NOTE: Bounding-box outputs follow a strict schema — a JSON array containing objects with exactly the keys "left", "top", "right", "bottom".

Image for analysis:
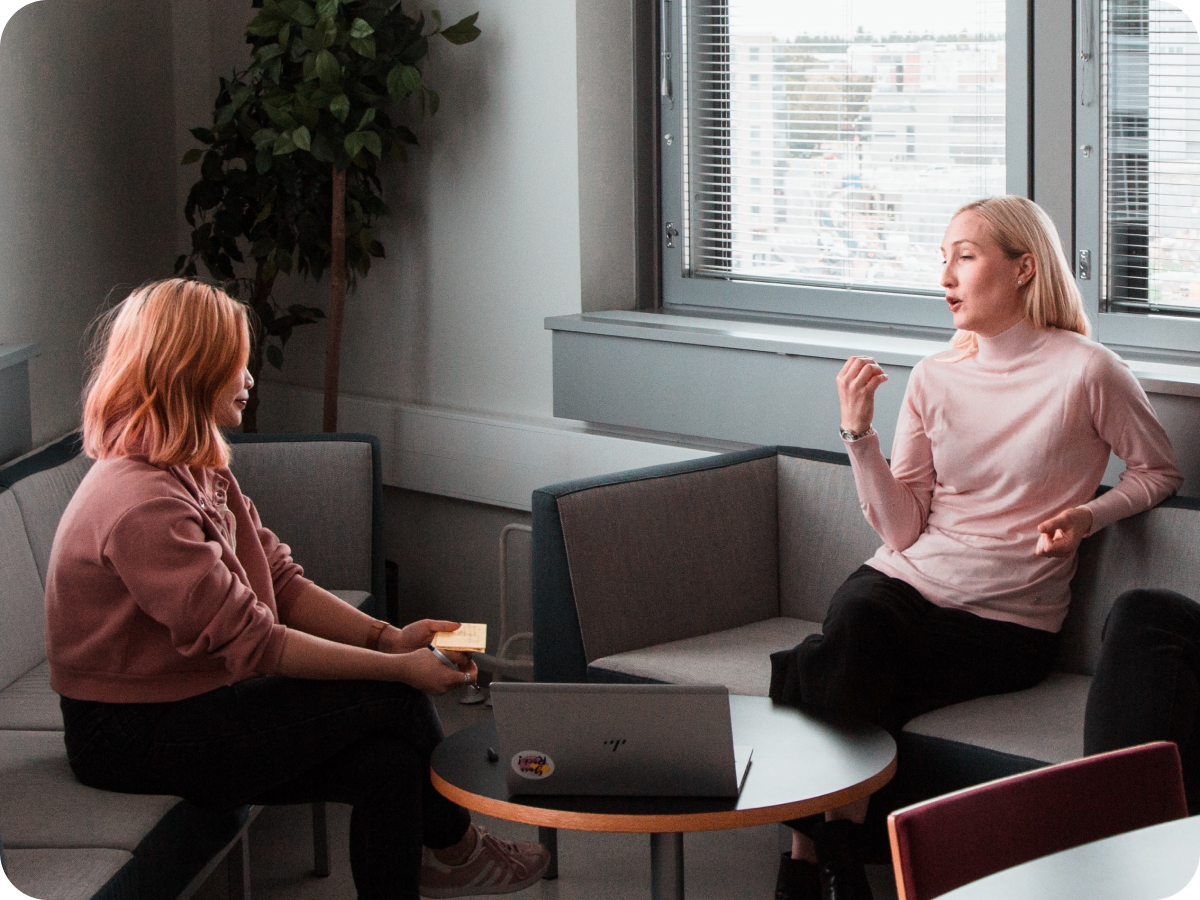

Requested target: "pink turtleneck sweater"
[{"left": 845, "top": 319, "right": 1182, "bottom": 632}]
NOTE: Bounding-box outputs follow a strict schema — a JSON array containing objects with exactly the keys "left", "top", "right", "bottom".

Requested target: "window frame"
[
  {"left": 1075, "top": 0, "right": 1200, "bottom": 359},
  {"left": 659, "top": 0, "right": 1032, "bottom": 332}
]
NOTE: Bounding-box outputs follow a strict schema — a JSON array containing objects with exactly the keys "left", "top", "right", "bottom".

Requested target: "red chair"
[{"left": 888, "top": 741, "right": 1188, "bottom": 900}]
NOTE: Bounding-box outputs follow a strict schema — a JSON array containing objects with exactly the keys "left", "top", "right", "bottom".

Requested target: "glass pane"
[
  {"left": 1104, "top": 0, "right": 1200, "bottom": 316},
  {"left": 686, "top": 0, "right": 1007, "bottom": 295}
]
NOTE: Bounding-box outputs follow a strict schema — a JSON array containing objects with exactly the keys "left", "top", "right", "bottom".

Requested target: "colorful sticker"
[{"left": 512, "top": 751, "right": 554, "bottom": 780}]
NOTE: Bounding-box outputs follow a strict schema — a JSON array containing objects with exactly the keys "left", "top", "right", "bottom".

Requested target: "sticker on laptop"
[{"left": 512, "top": 751, "right": 554, "bottom": 780}]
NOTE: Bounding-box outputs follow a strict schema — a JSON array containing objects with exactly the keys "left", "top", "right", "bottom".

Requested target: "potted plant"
[{"left": 177, "top": 0, "right": 480, "bottom": 431}]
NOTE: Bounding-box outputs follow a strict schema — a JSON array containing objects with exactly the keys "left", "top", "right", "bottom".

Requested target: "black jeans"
[
  {"left": 1085, "top": 588, "right": 1200, "bottom": 814},
  {"left": 770, "top": 566, "right": 1059, "bottom": 736},
  {"left": 61, "top": 676, "right": 471, "bottom": 900}
]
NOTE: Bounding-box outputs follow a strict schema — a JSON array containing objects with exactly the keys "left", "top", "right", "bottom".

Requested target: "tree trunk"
[{"left": 324, "top": 166, "right": 347, "bottom": 432}]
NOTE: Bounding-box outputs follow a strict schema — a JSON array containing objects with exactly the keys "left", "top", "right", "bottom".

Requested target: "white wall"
[
  {"left": 257, "top": 0, "right": 583, "bottom": 426},
  {"left": 0, "top": 0, "right": 179, "bottom": 445}
]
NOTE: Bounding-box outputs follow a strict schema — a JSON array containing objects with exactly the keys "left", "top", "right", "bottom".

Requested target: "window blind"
[
  {"left": 1103, "top": 0, "right": 1200, "bottom": 316},
  {"left": 682, "top": 0, "right": 1007, "bottom": 297}
]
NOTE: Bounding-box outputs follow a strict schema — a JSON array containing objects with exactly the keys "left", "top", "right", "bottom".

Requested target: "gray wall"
[{"left": 0, "top": 0, "right": 181, "bottom": 446}]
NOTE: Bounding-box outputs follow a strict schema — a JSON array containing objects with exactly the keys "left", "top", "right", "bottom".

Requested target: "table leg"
[
  {"left": 538, "top": 826, "right": 558, "bottom": 880},
  {"left": 650, "top": 832, "right": 684, "bottom": 900}
]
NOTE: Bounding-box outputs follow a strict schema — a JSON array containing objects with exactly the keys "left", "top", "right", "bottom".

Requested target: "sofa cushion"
[
  {"left": 556, "top": 455, "right": 780, "bottom": 662},
  {"left": 589, "top": 617, "right": 821, "bottom": 697},
  {"left": 0, "top": 491, "right": 49, "bottom": 691},
  {"left": 0, "top": 730, "right": 180, "bottom": 850},
  {"left": 777, "top": 452, "right": 883, "bottom": 623},
  {"left": 4, "top": 848, "right": 134, "bottom": 900},
  {"left": 229, "top": 440, "right": 373, "bottom": 594},
  {"left": 8, "top": 455, "right": 93, "bottom": 586},
  {"left": 1060, "top": 500, "right": 1200, "bottom": 675},
  {"left": 901, "top": 672, "right": 1092, "bottom": 765},
  {"left": 0, "top": 662, "right": 60, "bottom": 730}
]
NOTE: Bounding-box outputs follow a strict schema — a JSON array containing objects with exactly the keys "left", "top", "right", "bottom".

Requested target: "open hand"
[
  {"left": 1035, "top": 507, "right": 1093, "bottom": 558},
  {"left": 836, "top": 356, "right": 888, "bottom": 435}
]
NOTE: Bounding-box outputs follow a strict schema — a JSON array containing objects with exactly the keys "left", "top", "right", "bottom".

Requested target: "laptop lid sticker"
[{"left": 512, "top": 751, "right": 555, "bottom": 780}]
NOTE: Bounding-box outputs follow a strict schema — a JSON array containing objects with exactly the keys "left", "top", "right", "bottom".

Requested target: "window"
[
  {"left": 661, "top": 0, "right": 1022, "bottom": 329},
  {"left": 1077, "top": 0, "right": 1200, "bottom": 353}
]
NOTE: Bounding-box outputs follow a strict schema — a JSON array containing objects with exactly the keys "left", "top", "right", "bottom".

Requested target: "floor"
[{"left": 192, "top": 686, "right": 899, "bottom": 900}]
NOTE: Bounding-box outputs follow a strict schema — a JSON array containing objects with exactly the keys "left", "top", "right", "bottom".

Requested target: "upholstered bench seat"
[
  {"left": 0, "top": 662, "right": 59, "bottom": 731},
  {"left": 590, "top": 617, "right": 821, "bottom": 697},
  {"left": 4, "top": 848, "right": 135, "bottom": 900}
]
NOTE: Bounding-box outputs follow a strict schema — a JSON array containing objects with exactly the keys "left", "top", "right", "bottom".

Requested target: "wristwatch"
[{"left": 839, "top": 426, "right": 875, "bottom": 442}]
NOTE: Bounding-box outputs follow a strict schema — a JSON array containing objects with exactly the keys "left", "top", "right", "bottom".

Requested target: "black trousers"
[
  {"left": 61, "top": 676, "right": 472, "bottom": 900},
  {"left": 770, "top": 566, "right": 1059, "bottom": 737},
  {"left": 1085, "top": 588, "right": 1200, "bottom": 814}
]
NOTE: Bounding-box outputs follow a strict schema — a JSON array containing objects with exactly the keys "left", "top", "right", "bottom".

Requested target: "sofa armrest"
[
  {"left": 227, "top": 433, "right": 386, "bottom": 621},
  {"left": 532, "top": 447, "right": 780, "bottom": 683}
]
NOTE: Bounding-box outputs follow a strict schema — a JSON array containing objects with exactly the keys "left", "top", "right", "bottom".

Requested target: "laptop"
[{"left": 489, "top": 682, "right": 753, "bottom": 798}]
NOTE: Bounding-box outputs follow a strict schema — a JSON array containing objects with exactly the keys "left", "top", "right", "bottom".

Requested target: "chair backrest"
[
  {"left": 1060, "top": 495, "right": 1200, "bottom": 675},
  {"left": 549, "top": 452, "right": 779, "bottom": 663},
  {"left": 887, "top": 741, "right": 1188, "bottom": 900},
  {"left": 777, "top": 448, "right": 883, "bottom": 622}
]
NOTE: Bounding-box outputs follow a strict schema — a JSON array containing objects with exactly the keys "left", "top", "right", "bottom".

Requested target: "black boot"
[
  {"left": 812, "top": 820, "right": 873, "bottom": 900},
  {"left": 775, "top": 852, "right": 821, "bottom": 900}
]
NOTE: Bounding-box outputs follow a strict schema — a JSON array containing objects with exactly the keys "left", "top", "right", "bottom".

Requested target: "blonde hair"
[
  {"left": 82, "top": 279, "right": 249, "bottom": 468},
  {"left": 949, "top": 196, "right": 1091, "bottom": 355}
]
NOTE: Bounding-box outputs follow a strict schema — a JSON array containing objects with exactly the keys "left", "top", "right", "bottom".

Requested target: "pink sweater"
[
  {"left": 46, "top": 457, "right": 311, "bottom": 703},
  {"left": 846, "top": 319, "right": 1182, "bottom": 632}
]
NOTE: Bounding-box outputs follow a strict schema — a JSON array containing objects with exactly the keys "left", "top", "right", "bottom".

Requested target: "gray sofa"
[
  {"left": 0, "top": 432, "right": 383, "bottom": 900},
  {"left": 531, "top": 445, "right": 1200, "bottom": 808}
]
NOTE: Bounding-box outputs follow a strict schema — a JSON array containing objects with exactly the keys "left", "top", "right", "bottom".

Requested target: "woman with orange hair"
[{"left": 45, "top": 279, "right": 548, "bottom": 900}]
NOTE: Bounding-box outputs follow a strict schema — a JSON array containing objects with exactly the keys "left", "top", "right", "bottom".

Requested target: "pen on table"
[{"left": 429, "top": 645, "right": 460, "bottom": 670}]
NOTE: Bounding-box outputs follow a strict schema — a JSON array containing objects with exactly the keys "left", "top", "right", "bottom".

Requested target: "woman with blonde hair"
[
  {"left": 770, "top": 196, "right": 1182, "bottom": 900},
  {"left": 46, "top": 278, "right": 549, "bottom": 900}
]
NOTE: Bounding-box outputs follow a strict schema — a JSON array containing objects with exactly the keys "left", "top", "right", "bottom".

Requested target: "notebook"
[{"left": 489, "top": 682, "right": 752, "bottom": 798}]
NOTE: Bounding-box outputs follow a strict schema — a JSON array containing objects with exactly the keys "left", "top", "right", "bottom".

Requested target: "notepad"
[{"left": 432, "top": 623, "right": 487, "bottom": 653}]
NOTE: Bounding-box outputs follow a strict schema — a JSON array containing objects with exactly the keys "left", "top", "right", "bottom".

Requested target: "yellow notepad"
[{"left": 432, "top": 623, "right": 487, "bottom": 653}]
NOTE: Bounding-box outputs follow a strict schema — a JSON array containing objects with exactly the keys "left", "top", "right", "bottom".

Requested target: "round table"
[
  {"left": 430, "top": 694, "right": 896, "bottom": 900},
  {"left": 939, "top": 814, "right": 1200, "bottom": 900}
]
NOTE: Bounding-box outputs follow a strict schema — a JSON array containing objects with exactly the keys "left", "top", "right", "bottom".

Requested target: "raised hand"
[
  {"left": 1035, "top": 507, "right": 1094, "bottom": 558},
  {"left": 836, "top": 356, "right": 889, "bottom": 434}
]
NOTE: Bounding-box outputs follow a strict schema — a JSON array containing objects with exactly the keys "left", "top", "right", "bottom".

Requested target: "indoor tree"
[{"left": 177, "top": 0, "right": 480, "bottom": 431}]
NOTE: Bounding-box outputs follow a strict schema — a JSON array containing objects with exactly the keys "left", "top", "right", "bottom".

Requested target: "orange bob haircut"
[{"left": 82, "top": 278, "right": 249, "bottom": 469}]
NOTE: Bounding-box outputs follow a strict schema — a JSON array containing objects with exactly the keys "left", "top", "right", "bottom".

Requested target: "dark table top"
[
  {"left": 431, "top": 694, "right": 896, "bottom": 833},
  {"left": 940, "top": 814, "right": 1200, "bottom": 900}
]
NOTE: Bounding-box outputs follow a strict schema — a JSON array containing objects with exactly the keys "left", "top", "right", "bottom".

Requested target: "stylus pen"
[{"left": 428, "top": 645, "right": 460, "bottom": 670}]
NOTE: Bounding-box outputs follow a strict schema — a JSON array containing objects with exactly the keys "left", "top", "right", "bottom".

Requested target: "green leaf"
[
  {"left": 273, "top": 131, "right": 298, "bottom": 155},
  {"left": 255, "top": 43, "right": 286, "bottom": 65},
  {"left": 266, "top": 343, "right": 285, "bottom": 370},
  {"left": 256, "top": 148, "right": 274, "bottom": 173},
  {"left": 315, "top": 48, "right": 340, "bottom": 83},
  {"left": 427, "top": 88, "right": 440, "bottom": 116},
  {"left": 284, "top": 0, "right": 316, "bottom": 26},
  {"left": 344, "top": 131, "right": 365, "bottom": 158},
  {"left": 349, "top": 17, "right": 374, "bottom": 38},
  {"left": 302, "top": 48, "right": 318, "bottom": 79},
  {"left": 247, "top": 10, "right": 286, "bottom": 38},
  {"left": 310, "top": 131, "right": 337, "bottom": 162},
  {"left": 279, "top": 22, "right": 291, "bottom": 45},
  {"left": 253, "top": 203, "right": 274, "bottom": 225},
  {"left": 315, "top": 0, "right": 338, "bottom": 19},
  {"left": 440, "top": 12, "right": 481, "bottom": 45},
  {"left": 190, "top": 127, "right": 215, "bottom": 143},
  {"left": 329, "top": 92, "right": 351, "bottom": 121},
  {"left": 252, "top": 128, "right": 277, "bottom": 149},
  {"left": 292, "top": 125, "right": 312, "bottom": 150},
  {"left": 386, "top": 65, "right": 406, "bottom": 99},
  {"left": 430, "top": 9, "right": 442, "bottom": 29},
  {"left": 401, "top": 65, "right": 422, "bottom": 93},
  {"left": 349, "top": 35, "right": 376, "bottom": 58},
  {"left": 361, "top": 130, "right": 382, "bottom": 157},
  {"left": 357, "top": 108, "right": 376, "bottom": 129},
  {"left": 181, "top": 148, "right": 203, "bottom": 165}
]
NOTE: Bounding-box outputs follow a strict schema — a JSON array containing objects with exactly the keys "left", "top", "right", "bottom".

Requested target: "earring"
[{"left": 1017, "top": 279, "right": 1023, "bottom": 286}]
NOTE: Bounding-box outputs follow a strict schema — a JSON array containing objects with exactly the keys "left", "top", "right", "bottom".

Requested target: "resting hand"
[
  {"left": 1035, "top": 507, "right": 1093, "bottom": 558},
  {"left": 836, "top": 356, "right": 888, "bottom": 434},
  {"left": 382, "top": 619, "right": 462, "bottom": 654},
  {"left": 396, "top": 647, "right": 479, "bottom": 695}
]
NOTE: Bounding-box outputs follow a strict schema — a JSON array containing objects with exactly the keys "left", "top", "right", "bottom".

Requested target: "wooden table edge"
[{"left": 431, "top": 754, "right": 896, "bottom": 834}]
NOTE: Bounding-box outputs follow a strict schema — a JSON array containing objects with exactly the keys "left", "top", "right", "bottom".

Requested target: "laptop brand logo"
[
  {"left": 603, "top": 739, "right": 628, "bottom": 752},
  {"left": 512, "top": 751, "right": 554, "bottom": 780}
]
